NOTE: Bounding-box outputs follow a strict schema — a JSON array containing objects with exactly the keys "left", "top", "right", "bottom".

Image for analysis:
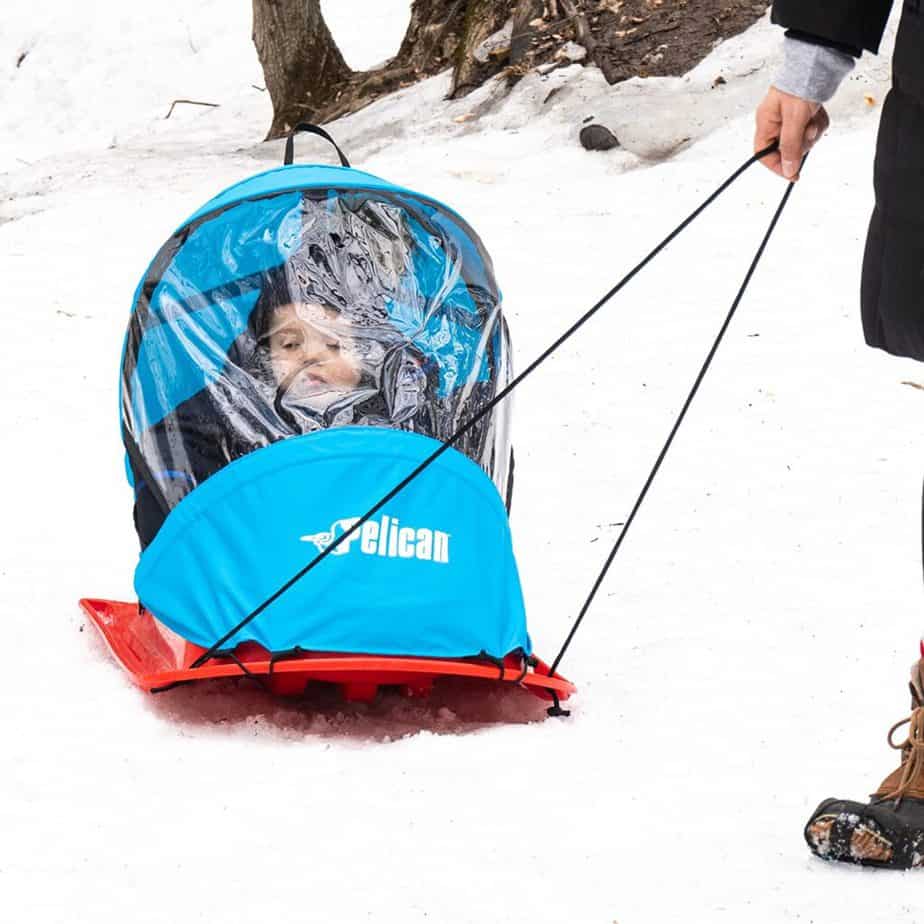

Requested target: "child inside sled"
[
  {"left": 133, "top": 263, "right": 436, "bottom": 547},
  {"left": 134, "top": 253, "right": 509, "bottom": 550}
]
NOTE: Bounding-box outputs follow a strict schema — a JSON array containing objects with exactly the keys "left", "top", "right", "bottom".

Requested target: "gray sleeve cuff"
[{"left": 773, "top": 36, "right": 856, "bottom": 103}]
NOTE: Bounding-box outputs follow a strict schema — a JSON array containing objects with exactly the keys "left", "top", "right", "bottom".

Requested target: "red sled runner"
[{"left": 81, "top": 599, "right": 575, "bottom": 705}]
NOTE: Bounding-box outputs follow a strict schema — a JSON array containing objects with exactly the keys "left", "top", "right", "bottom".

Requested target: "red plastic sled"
[{"left": 80, "top": 599, "right": 576, "bottom": 705}]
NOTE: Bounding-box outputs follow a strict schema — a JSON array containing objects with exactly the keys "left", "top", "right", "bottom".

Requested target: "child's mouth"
[{"left": 283, "top": 368, "right": 348, "bottom": 406}]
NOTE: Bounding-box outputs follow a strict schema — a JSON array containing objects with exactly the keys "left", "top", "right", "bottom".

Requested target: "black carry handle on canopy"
[
  {"left": 190, "top": 141, "right": 792, "bottom": 678},
  {"left": 283, "top": 122, "right": 351, "bottom": 168}
]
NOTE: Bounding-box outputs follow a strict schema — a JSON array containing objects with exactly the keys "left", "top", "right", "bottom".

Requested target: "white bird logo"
[{"left": 299, "top": 517, "right": 360, "bottom": 555}]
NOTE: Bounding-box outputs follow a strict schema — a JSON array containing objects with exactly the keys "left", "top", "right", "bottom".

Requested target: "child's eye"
[{"left": 326, "top": 341, "right": 341, "bottom": 352}]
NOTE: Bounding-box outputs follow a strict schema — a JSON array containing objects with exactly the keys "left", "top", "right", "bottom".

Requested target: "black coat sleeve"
[{"left": 771, "top": 0, "right": 895, "bottom": 54}]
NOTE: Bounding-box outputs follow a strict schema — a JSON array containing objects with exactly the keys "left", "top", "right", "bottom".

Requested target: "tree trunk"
[
  {"left": 509, "top": 0, "right": 544, "bottom": 69},
  {"left": 318, "top": 0, "right": 473, "bottom": 124},
  {"left": 395, "top": 0, "right": 469, "bottom": 75},
  {"left": 450, "top": 0, "right": 512, "bottom": 98},
  {"left": 252, "top": 0, "right": 532, "bottom": 133},
  {"left": 252, "top": 0, "right": 353, "bottom": 139}
]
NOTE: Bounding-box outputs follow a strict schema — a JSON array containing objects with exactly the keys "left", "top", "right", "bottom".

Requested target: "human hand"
[{"left": 754, "top": 86, "right": 829, "bottom": 181}]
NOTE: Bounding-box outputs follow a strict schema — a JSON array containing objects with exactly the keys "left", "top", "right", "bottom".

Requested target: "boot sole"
[{"left": 805, "top": 798, "right": 924, "bottom": 870}]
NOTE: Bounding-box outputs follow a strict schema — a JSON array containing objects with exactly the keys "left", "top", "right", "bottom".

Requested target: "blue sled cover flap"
[{"left": 134, "top": 428, "right": 530, "bottom": 660}]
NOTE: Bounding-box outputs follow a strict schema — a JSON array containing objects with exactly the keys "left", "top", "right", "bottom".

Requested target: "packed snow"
[{"left": 3, "top": 2, "right": 924, "bottom": 921}]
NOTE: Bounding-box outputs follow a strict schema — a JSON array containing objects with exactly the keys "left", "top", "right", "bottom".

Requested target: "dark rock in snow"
[{"left": 579, "top": 124, "right": 620, "bottom": 152}]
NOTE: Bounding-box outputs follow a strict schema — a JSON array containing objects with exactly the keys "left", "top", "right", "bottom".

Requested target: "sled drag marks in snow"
[{"left": 145, "top": 677, "right": 550, "bottom": 742}]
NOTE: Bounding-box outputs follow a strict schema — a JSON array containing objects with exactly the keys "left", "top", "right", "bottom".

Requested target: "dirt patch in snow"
[{"left": 569, "top": 0, "right": 772, "bottom": 85}]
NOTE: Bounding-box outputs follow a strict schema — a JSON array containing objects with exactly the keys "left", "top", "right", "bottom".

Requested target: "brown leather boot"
[{"left": 804, "top": 659, "right": 924, "bottom": 869}]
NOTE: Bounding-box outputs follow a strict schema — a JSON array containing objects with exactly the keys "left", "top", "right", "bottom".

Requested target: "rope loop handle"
[{"left": 283, "top": 122, "right": 351, "bottom": 168}]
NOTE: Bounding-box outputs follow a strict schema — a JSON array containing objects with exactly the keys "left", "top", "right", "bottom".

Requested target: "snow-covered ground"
[{"left": 3, "top": 3, "right": 924, "bottom": 922}]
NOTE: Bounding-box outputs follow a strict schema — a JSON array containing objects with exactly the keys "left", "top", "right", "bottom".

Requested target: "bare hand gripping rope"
[{"left": 191, "top": 142, "right": 794, "bottom": 675}]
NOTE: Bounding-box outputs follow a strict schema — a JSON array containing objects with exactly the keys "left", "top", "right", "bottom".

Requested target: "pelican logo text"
[{"left": 300, "top": 515, "right": 450, "bottom": 564}]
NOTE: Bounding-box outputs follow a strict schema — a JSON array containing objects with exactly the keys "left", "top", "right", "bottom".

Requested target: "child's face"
[{"left": 266, "top": 302, "right": 362, "bottom": 409}]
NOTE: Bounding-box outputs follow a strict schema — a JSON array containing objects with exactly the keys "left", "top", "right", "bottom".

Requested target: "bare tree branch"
[{"left": 164, "top": 99, "right": 220, "bottom": 119}]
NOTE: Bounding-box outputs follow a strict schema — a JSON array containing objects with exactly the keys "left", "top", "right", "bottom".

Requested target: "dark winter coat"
[{"left": 773, "top": 0, "right": 924, "bottom": 361}]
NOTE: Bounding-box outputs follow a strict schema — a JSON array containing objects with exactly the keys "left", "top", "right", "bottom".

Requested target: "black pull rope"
[
  {"left": 190, "top": 143, "right": 779, "bottom": 672},
  {"left": 548, "top": 161, "right": 802, "bottom": 679}
]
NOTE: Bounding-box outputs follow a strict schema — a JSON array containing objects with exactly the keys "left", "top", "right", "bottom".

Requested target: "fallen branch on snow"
[{"left": 164, "top": 99, "right": 220, "bottom": 119}]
